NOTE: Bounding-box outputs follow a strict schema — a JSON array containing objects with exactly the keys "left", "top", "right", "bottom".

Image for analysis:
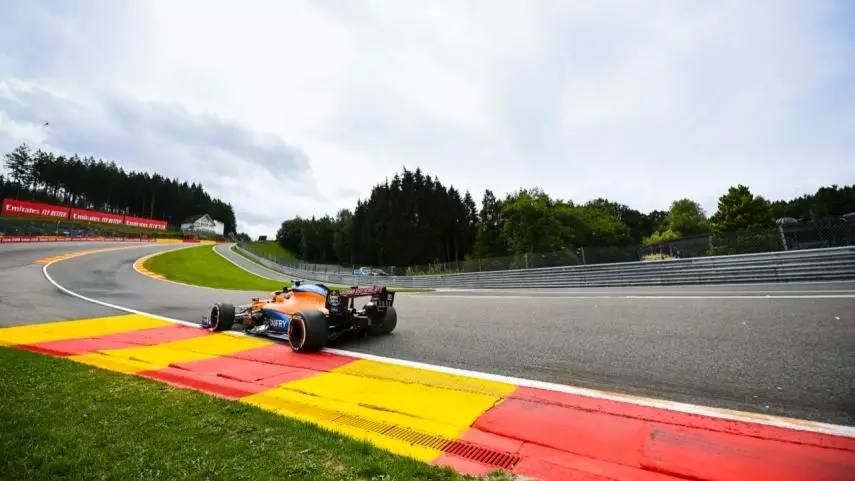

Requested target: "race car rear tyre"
[
  {"left": 209, "top": 302, "right": 235, "bottom": 331},
  {"left": 369, "top": 306, "right": 397, "bottom": 336},
  {"left": 288, "top": 310, "right": 328, "bottom": 352}
]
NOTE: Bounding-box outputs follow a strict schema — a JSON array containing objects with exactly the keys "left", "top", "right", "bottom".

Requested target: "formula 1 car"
[{"left": 201, "top": 281, "right": 397, "bottom": 352}]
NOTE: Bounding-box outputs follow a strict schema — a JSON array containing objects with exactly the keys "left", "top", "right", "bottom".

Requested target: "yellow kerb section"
[
  {"left": 155, "top": 238, "right": 183, "bottom": 244},
  {"left": 0, "top": 314, "right": 171, "bottom": 346},
  {"left": 133, "top": 253, "right": 166, "bottom": 280},
  {"left": 70, "top": 332, "right": 272, "bottom": 374},
  {"left": 335, "top": 359, "right": 516, "bottom": 398},
  {"left": 242, "top": 359, "right": 517, "bottom": 462}
]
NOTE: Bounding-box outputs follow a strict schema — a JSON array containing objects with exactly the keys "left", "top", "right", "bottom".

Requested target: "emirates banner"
[
  {"left": 2, "top": 198, "right": 169, "bottom": 231},
  {"left": 69, "top": 208, "right": 125, "bottom": 225},
  {"left": 123, "top": 215, "right": 168, "bottom": 230},
  {"left": 2, "top": 199, "right": 70, "bottom": 219}
]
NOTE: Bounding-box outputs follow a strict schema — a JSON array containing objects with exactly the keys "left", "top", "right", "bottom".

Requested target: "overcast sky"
[{"left": 1, "top": 0, "right": 853, "bottom": 238}]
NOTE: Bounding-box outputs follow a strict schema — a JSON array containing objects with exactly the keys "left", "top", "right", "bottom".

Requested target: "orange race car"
[{"left": 201, "top": 281, "right": 397, "bottom": 352}]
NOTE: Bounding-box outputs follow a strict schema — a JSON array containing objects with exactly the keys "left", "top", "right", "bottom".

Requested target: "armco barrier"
[{"left": 235, "top": 244, "right": 855, "bottom": 288}]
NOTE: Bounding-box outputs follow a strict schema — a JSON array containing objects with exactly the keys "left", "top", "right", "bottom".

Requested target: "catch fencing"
[
  {"left": 235, "top": 244, "right": 855, "bottom": 288},
  {"left": 242, "top": 220, "right": 855, "bottom": 278},
  {"left": 237, "top": 220, "right": 855, "bottom": 287}
]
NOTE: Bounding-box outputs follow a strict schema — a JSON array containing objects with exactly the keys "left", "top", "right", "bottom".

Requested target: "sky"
[{"left": 1, "top": 0, "right": 853, "bottom": 238}]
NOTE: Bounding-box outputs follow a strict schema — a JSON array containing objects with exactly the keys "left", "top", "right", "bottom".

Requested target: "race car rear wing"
[
  {"left": 336, "top": 285, "right": 389, "bottom": 299},
  {"left": 327, "top": 285, "right": 395, "bottom": 313}
]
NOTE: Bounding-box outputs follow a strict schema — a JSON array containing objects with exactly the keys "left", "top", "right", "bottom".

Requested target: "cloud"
[
  {"left": 2, "top": 0, "right": 854, "bottom": 237},
  {"left": 0, "top": 80, "right": 321, "bottom": 234}
]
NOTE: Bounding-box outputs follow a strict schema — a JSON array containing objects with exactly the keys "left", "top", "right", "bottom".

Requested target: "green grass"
[
  {"left": 0, "top": 347, "right": 510, "bottom": 481},
  {"left": 244, "top": 241, "right": 299, "bottom": 260},
  {"left": 145, "top": 245, "right": 287, "bottom": 291},
  {"left": 145, "top": 244, "right": 432, "bottom": 293},
  {"left": 230, "top": 246, "right": 434, "bottom": 294}
]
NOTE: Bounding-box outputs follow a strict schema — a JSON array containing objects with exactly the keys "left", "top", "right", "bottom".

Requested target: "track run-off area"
[{"left": 2, "top": 241, "right": 855, "bottom": 480}]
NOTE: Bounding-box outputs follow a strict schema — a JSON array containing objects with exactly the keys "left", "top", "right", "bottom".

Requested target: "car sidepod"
[{"left": 262, "top": 308, "right": 292, "bottom": 333}]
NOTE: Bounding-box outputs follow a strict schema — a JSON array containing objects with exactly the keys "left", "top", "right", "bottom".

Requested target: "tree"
[
  {"left": 709, "top": 185, "right": 775, "bottom": 232},
  {"left": 342, "top": 167, "right": 472, "bottom": 266},
  {"left": 473, "top": 189, "right": 509, "bottom": 258},
  {"left": 4, "top": 143, "right": 33, "bottom": 198},
  {"left": 666, "top": 198, "right": 708, "bottom": 236},
  {"left": 563, "top": 202, "right": 631, "bottom": 247},
  {"left": 500, "top": 188, "right": 564, "bottom": 254},
  {"left": 276, "top": 218, "right": 304, "bottom": 254},
  {"left": 811, "top": 185, "right": 855, "bottom": 220},
  {"left": 642, "top": 229, "right": 679, "bottom": 246},
  {"left": 1, "top": 144, "right": 237, "bottom": 234},
  {"left": 709, "top": 185, "right": 777, "bottom": 254},
  {"left": 584, "top": 198, "right": 651, "bottom": 243},
  {"left": 332, "top": 209, "right": 353, "bottom": 263},
  {"left": 646, "top": 209, "right": 668, "bottom": 234}
]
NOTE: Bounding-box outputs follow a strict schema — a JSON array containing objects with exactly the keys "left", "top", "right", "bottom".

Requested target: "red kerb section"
[
  {"left": 228, "top": 344, "right": 356, "bottom": 371},
  {"left": 457, "top": 427, "right": 524, "bottom": 454},
  {"left": 474, "top": 397, "right": 649, "bottom": 466},
  {"left": 516, "top": 443, "right": 683, "bottom": 481},
  {"left": 464, "top": 386, "right": 855, "bottom": 481},
  {"left": 511, "top": 387, "right": 855, "bottom": 451},
  {"left": 641, "top": 424, "right": 855, "bottom": 481},
  {"left": 168, "top": 356, "right": 320, "bottom": 386},
  {"left": 134, "top": 345, "right": 355, "bottom": 399},
  {"left": 139, "top": 367, "right": 269, "bottom": 399}
]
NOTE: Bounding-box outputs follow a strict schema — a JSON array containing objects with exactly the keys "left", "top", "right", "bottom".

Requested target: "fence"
[
  {"left": 235, "top": 243, "right": 855, "bottom": 288},
  {"left": 241, "top": 220, "right": 855, "bottom": 278}
]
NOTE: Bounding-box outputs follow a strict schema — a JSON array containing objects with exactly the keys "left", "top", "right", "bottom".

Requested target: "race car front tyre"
[
  {"left": 210, "top": 302, "right": 235, "bottom": 331},
  {"left": 368, "top": 306, "right": 397, "bottom": 336},
  {"left": 288, "top": 310, "right": 328, "bottom": 352}
]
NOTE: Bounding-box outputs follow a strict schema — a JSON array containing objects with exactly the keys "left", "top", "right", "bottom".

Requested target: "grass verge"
[
  {"left": 0, "top": 347, "right": 509, "bottom": 481},
  {"left": 230, "top": 246, "right": 434, "bottom": 293},
  {"left": 244, "top": 240, "right": 299, "bottom": 260},
  {"left": 145, "top": 245, "right": 286, "bottom": 291}
]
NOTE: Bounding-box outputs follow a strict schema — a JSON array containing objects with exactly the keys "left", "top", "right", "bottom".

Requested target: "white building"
[{"left": 180, "top": 213, "right": 225, "bottom": 236}]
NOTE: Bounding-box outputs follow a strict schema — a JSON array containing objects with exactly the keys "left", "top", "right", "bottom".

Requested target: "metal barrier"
[{"left": 234, "top": 244, "right": 855, "bottom": 288}]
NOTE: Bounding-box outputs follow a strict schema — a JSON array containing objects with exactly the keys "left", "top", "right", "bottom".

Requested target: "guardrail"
[{"left": 234, "top": 244, "right": 855, "bottom": 288}]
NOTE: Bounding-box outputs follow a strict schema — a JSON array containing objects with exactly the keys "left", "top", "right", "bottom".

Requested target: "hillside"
[{"left": 243, "top": 241, "right": 299, "bottom": 261}]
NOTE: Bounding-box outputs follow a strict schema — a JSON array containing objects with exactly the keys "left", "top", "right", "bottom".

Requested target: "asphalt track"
[{"left": 2, "top": 242, "right": 855, "bottom": 426}]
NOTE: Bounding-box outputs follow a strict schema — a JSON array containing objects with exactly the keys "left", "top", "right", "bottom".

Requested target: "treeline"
[
  {"left": 1, "top": 143, "right": 236, "bottom": 234},
  {"left": 278, "top": 168, "right": 477, "bottom": 265},
  {"left": 277, "top": 166, "right": 855, "bottom": 267}
]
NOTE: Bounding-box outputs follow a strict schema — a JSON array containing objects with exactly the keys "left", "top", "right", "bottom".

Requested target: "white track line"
[
  {"left": 219, "top": 244, "right": 331, "bottom": 285},
  {"left": 43, "top": 256, "right": 202, "bottom": 329},
  {"left": 38, "top": 251, "right": 855, "bottom": 438},
  {"left": 213, "top": 243, "right": 289, "bottom": 281}
]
